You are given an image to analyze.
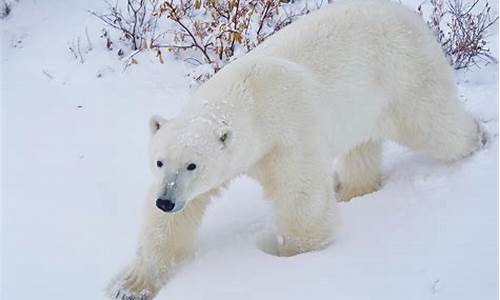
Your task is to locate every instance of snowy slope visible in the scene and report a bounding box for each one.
[1,1,498,300]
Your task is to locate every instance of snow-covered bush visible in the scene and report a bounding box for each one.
[91,0,497,79]
[68,29,93,64]
[91,0,326,80]
[155,0,325,80]
[90,0,160,52]
[418,0,498,70]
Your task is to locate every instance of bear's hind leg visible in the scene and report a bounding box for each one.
[387,95,485,162]
[334,140,382,202]
[107,189,212,300]
[425,114,485,161]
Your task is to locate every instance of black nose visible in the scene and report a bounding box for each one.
[156,198,175,212]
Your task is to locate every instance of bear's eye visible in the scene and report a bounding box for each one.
[156,161,163,168]
[186,163,197,171]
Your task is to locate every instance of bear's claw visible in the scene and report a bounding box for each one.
[114,291,153,300]
[110,284,153,300]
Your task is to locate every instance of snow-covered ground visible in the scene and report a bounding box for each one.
[1,1,498,299]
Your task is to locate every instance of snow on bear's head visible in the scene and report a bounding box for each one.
[148,113,236,213]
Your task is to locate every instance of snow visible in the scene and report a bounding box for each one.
[1,1,498,300]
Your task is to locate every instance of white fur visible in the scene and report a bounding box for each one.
[108,0,483,298]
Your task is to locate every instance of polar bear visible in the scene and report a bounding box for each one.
[108,0,484,299]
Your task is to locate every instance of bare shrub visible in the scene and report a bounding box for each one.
[89,0,161,51]
[68,27,94,64]
[92,0,326,80]
[68,37,85,64]
[418,0,498,69]
[156,1,320,69]
[91,0,496,77]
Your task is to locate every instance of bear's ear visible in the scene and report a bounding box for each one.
[149,115,167,135]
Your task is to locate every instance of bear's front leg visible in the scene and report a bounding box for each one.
[107,189,211,300]
[255,149,337,257]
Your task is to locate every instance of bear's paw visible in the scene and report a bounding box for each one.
[256,230,327,257]
[107,264,157,300]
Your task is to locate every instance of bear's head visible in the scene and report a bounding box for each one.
[148,114,238,213]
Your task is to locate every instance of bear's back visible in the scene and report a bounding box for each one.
[249,0,442,84]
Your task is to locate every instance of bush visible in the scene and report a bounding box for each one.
[91,0,326,80]
[91,0,497,79]
[155,0,325,80]
[90,0,160,52]
[418,0,498,70]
